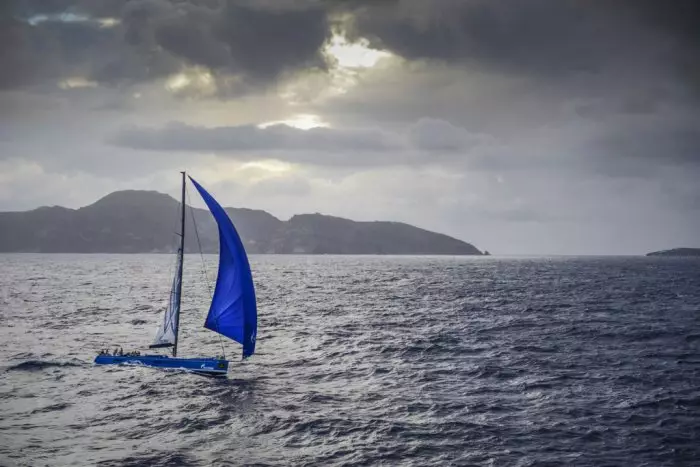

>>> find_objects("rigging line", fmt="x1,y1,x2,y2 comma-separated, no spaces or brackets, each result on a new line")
185,183,227,360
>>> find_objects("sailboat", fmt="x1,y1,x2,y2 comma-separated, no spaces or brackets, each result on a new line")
94,172,257,377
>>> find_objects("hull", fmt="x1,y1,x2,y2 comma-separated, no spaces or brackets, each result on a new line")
94,354,228,376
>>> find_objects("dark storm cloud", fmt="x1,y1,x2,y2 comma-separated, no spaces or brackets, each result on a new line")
628,0,700,50
4,0,698,95
0,0,331,91
348,0,606,74
0,17,180,90
121,0,330,83
345,0,700,81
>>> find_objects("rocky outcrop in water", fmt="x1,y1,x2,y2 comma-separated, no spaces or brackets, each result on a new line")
646,248,700,257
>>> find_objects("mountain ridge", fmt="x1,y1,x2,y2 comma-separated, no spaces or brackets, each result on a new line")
0,190,483,255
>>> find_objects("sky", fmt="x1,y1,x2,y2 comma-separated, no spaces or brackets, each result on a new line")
1,0,699,255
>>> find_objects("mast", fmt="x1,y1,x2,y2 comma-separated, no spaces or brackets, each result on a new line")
173,171,186,357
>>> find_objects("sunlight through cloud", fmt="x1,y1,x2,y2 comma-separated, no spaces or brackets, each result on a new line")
258,114,329,130
58,77,98,90
165,67,216,97
326,35,391,69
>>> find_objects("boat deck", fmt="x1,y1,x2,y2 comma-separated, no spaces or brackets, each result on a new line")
94,354,229,376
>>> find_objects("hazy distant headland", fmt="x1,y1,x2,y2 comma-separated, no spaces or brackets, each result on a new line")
646,248,700,257
0,190,484,255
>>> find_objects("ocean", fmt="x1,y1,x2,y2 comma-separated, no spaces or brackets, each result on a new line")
1,254,699,466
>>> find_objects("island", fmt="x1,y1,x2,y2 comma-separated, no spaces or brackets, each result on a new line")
0,190,484,255
646,248,700,257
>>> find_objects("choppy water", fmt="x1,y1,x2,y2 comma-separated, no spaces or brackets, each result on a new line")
1,254,699,466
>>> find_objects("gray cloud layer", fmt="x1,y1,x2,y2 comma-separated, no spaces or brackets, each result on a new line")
112,121,398,153
346,0,700,88
2,0,331,92
109,118,496,168
4,1,698,93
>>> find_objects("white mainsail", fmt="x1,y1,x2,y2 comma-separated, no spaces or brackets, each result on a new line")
151,248,183,348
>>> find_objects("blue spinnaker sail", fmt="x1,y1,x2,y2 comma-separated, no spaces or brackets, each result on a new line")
189,177,257,359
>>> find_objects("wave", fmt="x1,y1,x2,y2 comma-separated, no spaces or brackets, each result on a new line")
96,452,199,467
5,360,85,372
30,402,72,414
